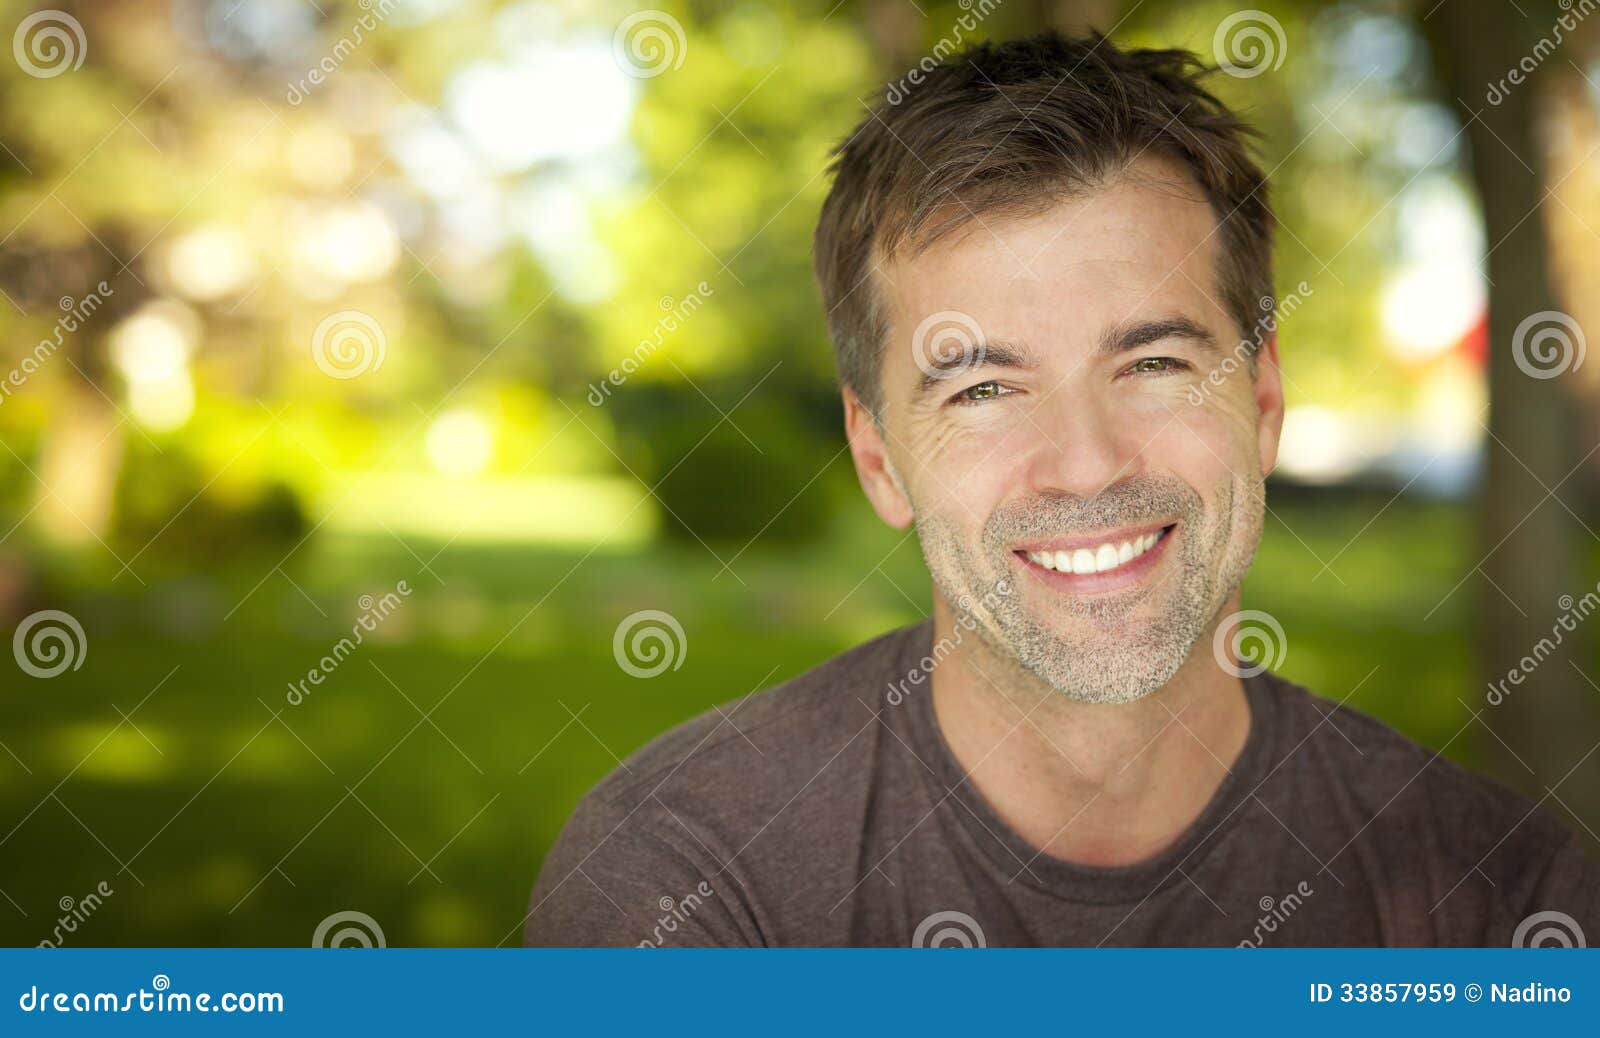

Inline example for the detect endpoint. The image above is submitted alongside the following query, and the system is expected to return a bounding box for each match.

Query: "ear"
[843,387,914,530]
[1253,332,1285,476]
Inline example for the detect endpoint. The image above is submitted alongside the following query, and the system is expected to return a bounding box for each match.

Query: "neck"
[926,590,1252,867]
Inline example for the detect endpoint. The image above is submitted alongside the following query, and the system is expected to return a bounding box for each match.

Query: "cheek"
[1111,376,1240,447]
[1159,399,1266,570]
[1157,400,1260,496]
[901,409,1027,495]
[912,506,996,591]
[1170,380,1261,469]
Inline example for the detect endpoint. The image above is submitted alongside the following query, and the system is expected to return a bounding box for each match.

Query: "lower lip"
[1012,525,1176,594]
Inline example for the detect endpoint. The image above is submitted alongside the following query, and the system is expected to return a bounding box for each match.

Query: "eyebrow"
[914,338,1036,395]
[912,314,1219,397]
[1098,314,1220,356]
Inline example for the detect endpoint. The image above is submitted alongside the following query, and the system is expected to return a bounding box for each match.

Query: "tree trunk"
[1423,1,1597,827]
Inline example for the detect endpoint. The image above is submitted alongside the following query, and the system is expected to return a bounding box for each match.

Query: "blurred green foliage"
[0,0,1588,946]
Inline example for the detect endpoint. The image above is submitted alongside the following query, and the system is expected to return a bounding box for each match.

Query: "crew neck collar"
[895,618,1277,905]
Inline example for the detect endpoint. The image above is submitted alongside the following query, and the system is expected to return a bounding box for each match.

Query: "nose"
[1020,390,1146,500]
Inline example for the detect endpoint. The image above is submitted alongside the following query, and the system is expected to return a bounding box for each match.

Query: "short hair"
[812,31,1275,414]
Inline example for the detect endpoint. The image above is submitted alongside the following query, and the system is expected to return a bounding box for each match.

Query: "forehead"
[876,158,1228,353]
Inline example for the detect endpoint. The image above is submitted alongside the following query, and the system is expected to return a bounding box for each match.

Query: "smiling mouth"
[1015,523,1176,576]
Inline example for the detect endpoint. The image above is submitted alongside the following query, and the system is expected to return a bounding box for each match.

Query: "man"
[525,32,1599,947]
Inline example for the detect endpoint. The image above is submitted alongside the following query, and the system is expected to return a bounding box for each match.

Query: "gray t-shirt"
[525,621,1600,946]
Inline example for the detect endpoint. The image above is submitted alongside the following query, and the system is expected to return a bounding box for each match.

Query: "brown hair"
[812,31,1275,414]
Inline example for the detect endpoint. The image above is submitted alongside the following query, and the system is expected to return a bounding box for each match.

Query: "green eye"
[954,380,1008,404]
[1130,356,1194,376]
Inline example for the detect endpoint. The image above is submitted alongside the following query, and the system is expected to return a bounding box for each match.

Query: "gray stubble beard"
[915,472,1264,705]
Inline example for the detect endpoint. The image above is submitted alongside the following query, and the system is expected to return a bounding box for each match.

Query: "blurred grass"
[0,491,1554,946]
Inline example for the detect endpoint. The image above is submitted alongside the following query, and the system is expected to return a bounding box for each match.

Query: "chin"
[1013,632,1193,705]
[1017,639,1184,703]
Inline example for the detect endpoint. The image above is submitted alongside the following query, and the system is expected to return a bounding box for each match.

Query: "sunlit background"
[1,0,1597,946]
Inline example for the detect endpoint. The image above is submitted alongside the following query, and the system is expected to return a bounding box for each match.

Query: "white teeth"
[1025,528,1167,575]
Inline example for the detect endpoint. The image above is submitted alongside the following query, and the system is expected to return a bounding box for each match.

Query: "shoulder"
[542,620,927,871]
[582,621,927,817]
[1258,670,1581,879]
[526,622,928,945]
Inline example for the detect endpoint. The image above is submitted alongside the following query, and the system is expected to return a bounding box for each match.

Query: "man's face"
[849,158,1284,703]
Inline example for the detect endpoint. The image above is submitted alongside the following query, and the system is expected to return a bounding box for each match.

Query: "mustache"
[982,476,1201,545]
